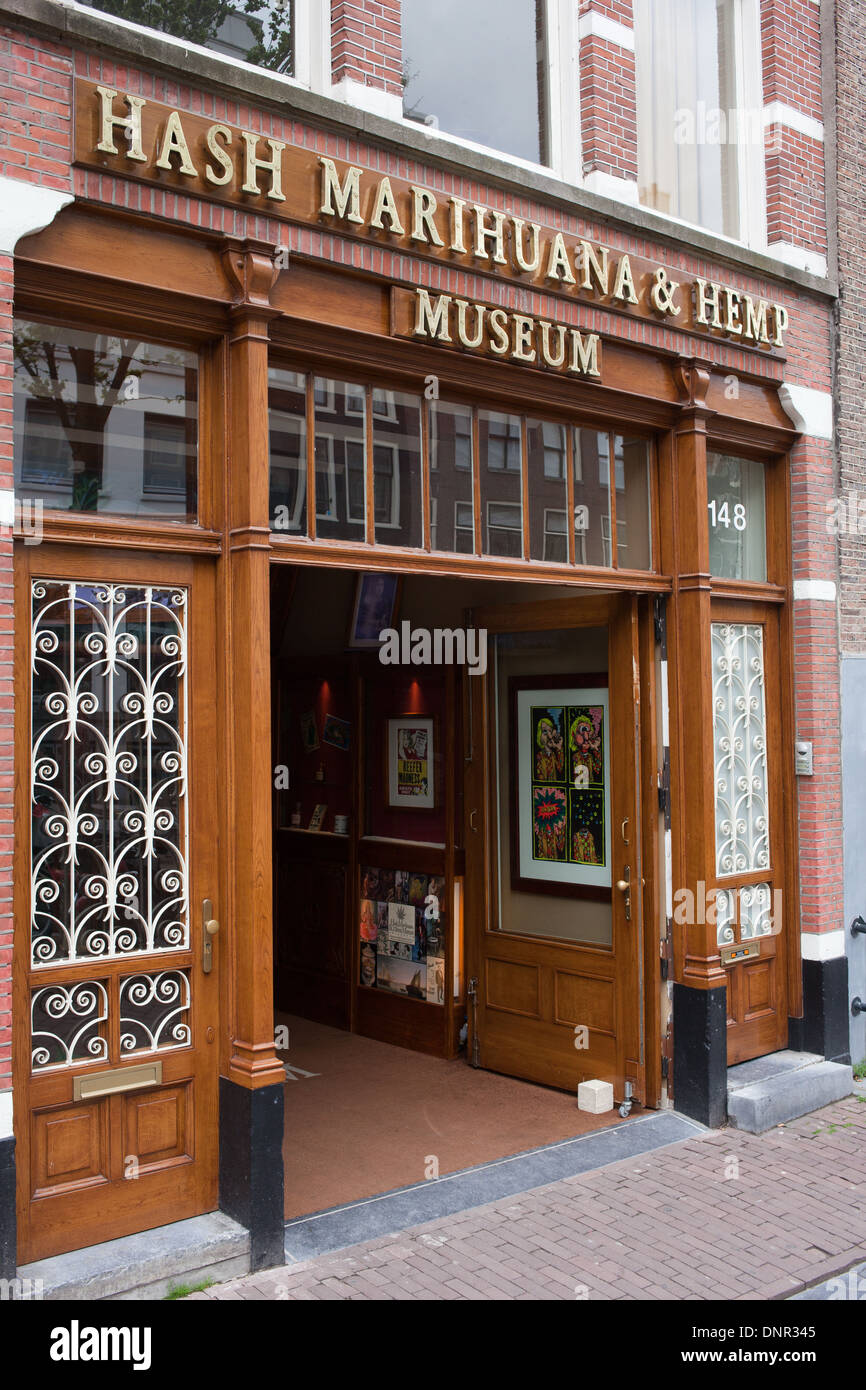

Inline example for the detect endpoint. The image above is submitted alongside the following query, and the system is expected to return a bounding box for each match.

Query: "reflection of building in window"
[21,400,73,488]
[13,322,197,519]
[373,444,401,528]
[485,413,522,471]
[543,509,568,563]
[343,439,366,525]
[143,414,187,497]
[314,435,337,519]
[487,501,523,557]
[454,501,475,552]
[402,0,549,166]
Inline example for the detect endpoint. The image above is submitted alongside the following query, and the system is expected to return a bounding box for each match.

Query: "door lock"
[616,866,631,922]
[202,898,220,974]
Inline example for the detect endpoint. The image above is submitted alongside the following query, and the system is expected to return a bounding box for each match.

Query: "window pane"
[634,0,739,237]
[707,452,767,581]
[268,368,307,535]
[615,436,652,570]
[430,400,475,555]
[527,419,568,563]
[84,0,295,76]
[14,321,197,519]
[373,390,423,547]
[402,0,548,165]
[573,429,612,568]
[480,410,523,558]
[314,378,366,542]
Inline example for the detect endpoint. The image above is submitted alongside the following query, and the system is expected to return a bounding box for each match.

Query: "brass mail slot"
[73,1061,163,1101]
[720,941,761,967]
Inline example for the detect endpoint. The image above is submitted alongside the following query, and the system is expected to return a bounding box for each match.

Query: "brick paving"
[188,1094,866,1301]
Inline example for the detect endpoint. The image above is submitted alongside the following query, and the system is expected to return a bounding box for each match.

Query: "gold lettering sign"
[74,80,790,352]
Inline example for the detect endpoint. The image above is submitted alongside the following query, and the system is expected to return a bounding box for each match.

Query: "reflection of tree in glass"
[82,0,293,73]
[14,325,145,511]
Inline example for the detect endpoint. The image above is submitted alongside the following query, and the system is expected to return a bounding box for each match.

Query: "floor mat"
[279,1013,627,1219]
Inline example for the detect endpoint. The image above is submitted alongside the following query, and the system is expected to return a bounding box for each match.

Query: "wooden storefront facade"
[4,57,833,1274]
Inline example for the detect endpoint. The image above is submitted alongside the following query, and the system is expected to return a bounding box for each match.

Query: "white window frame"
[64,0,331,95]
[630,0,766,250]
[396,1,580,186]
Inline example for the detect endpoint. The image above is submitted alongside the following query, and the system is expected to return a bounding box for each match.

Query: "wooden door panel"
[15,548,220,1263]
[485,958,542,1019]
[466,595,644,1105]
[713,604,789,1066]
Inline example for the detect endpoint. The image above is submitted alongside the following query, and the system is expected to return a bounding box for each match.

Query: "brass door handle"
[616,867,631,922]
[203,899,219,974]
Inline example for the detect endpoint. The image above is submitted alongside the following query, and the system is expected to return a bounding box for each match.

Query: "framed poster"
[510,678,611,897]
[347,571,402,649]
[386,716,435,810]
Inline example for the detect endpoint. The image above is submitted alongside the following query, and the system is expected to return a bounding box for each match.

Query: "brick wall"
[331,0,402,95]
[578,0,637,183]
[836,0,866,654]
[761,0,827,257]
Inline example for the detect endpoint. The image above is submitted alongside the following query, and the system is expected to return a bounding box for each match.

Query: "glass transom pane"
[712,622,770,877]
[31,580,190,967]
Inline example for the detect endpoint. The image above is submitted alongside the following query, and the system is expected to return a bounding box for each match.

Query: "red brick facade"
[835,0,866,654]
[331,0,402,95]
[0,0,839,1092]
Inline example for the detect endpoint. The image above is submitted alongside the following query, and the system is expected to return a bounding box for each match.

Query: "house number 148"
[708,500,747,530]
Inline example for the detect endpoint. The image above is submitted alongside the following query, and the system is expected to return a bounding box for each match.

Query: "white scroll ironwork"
[712,622,770,878]
[31,581,189,969]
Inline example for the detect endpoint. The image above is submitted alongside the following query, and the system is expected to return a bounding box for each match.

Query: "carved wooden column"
[218,237,285,1269]
[668,358,727,1127]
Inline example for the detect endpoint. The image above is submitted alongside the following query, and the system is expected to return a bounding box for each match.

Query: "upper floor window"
[402,0,549,165]
[14,321,198,521]
[83,0,295,76]
[634,0,745,239]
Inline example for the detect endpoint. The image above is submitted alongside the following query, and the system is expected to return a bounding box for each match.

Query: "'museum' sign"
[73,81,791,356]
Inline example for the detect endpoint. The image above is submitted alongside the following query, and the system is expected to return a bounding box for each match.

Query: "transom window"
[13,320,198,521]
[268,368,655,572]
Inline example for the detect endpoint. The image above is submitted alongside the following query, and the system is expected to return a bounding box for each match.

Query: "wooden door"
[14,546,221,1263]
[710,602,789,1065]
[465,594,645,1104]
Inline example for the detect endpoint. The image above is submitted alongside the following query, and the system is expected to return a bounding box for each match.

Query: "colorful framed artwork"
[386,716,435,810]
[347,572,402,649]
[510,677,611,898]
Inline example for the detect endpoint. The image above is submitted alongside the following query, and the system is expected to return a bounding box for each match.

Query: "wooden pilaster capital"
[673,356,714,416]
[220,235,282,310]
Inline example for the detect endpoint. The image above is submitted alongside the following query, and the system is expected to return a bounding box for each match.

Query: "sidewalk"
[188,1093,866,1301]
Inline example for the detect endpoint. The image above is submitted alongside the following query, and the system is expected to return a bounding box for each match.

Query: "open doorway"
[270,564,654,1220]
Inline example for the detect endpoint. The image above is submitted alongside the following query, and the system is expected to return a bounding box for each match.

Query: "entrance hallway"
[277,1015,624,1219]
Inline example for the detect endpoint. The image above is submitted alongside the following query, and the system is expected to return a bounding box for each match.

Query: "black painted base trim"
[788,955,851,1064]
[219,1077,285,1272]
[672,983,728,1128]
[0,1133,16,1281]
